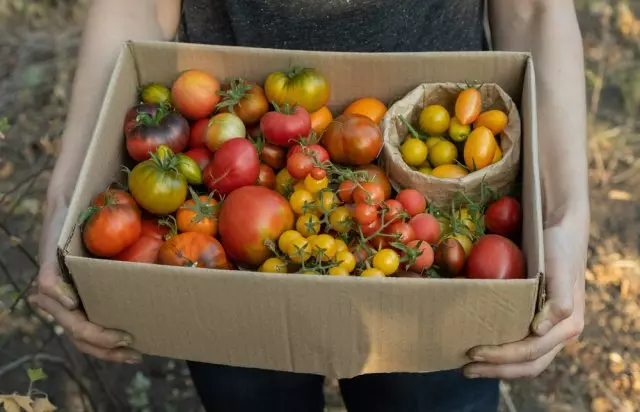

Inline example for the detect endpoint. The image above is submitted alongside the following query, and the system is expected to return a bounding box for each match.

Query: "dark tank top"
[180,0,487,52]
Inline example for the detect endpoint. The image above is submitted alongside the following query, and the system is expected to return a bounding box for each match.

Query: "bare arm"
[34,0,182,364]
[464,0,587,379]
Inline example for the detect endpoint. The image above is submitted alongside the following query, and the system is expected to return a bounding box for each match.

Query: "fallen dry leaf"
[0,394,33,412]
[33,397,56,412]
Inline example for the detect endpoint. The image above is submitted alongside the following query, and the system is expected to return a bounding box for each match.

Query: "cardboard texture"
[58,41,544,378]
[380,83,521,207]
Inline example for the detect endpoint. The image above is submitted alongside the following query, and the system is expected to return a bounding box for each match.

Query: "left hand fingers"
[464,344,563,379]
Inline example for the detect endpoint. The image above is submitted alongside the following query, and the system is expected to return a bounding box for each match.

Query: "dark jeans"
[187,362,499,412]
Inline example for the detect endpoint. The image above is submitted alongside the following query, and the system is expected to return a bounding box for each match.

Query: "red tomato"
[189,118,209,149]
[352,183,385,205]
[351,243,372,266]
[286,152,314,180]
[354,203,379,225]
[141,217,170,240]
[395,189,426,216]
[310,167,326,180]
[384,221,415,245]
[123,104,190,161]
[338,180,357,203]
[435,238,466,277]
[256,164,276,189]
[382,199,404,222]
[484,196,522,238]
[183,147,213,170]
[403,240,434,272]
[218,186,295,267]
[409,213,441,244]
[203,138,260,194]
[466,234,525,279]
[286,144,330,164]
[171,70,221,120]
[260,106,312,147]
[93,189,138,209]
[206,113,247,151]
[113,236,164,264]
[158,232,228,269]
[356,164,393,200]
[320,113,383,165]
[360,217,382,237]
[260,143,286,170]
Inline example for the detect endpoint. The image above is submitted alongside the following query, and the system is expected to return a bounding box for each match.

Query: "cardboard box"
[57,41,544,378]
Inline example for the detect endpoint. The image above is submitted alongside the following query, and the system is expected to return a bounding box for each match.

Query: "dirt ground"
[0,1,639,411]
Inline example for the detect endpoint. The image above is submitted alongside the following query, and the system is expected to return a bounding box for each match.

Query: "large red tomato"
[320,113,383,165]
[158,232,228,269]
[189,118,210,149]
[484,196,522,238]
[260,106,311,147]
[203,138,260,194]
[218,186,295,267]
[184,147,213,170]
[171,70,220,120]
[466,234,525,279]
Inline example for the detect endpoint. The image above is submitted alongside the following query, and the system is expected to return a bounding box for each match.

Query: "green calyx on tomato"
[216,78,269,125]
[264,66,330,113]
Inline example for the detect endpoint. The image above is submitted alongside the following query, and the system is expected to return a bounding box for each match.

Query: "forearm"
[489,0,589,228]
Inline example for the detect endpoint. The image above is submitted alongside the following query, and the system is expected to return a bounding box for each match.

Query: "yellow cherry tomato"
[448,116,471,142]
[318,191,338,213]
[360,268,385,277]
[372,249,400,276]
[275,168,297,196]
[259,257,288,274]
[303,270,319,275]
[419,105,450,135]
[473,110,508,135]
[304,175,329,194]
[400,138,428,167]
[293,181,307,192]
[425,136,445,149]
[289,189,314,215]
[450,233,473,256]
[329,206,352,233]
[278,229,304,253]
[455,208,478,233]
[419,167,432,175]
[296,213,321,236]
[288,237,312,263]
[334,238,349,253]
[335,251,356,273]
[429,140,458,167]
[431,164,469,179]
[311,234,337,260]
[329,267,350,276]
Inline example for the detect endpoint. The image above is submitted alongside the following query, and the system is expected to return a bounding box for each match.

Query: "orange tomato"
[464,126,498,171]
[344,97,388,124]
[473,110,508,134]
[431,164,469,179]
[176,195,219,236]
[455,88,482,125]
[310,106,333,133]
[492,146,503,163]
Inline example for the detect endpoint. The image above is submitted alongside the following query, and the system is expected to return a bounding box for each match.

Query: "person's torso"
[180,0,487,52]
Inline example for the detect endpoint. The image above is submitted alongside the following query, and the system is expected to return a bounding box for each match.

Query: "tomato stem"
[398,115,426,141]
[216,78,253,110]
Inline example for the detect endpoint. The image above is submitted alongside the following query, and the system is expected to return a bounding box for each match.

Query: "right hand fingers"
[31,293,142,364]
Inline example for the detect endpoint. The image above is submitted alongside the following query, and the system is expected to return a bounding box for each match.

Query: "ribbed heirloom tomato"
[158,232,229,269]
[321,113,383,165]
[218,186,295,267]
[264,67,330,113]
[217,79,269,125]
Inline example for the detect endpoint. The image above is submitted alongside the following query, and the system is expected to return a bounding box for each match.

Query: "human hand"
[30,203,142,364]
[463,222,587,379]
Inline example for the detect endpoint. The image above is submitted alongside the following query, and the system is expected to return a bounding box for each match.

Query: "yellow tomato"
[464,126,498,171]
[448,117,471,143]
[431,164,469,179]
[450,233,473,256]
[304,175,329,194]
[259,257,288,274]
[329,206,352,233]
[473,110,508,135]
[334,238,349,253]
[328,267,350,276]
[318,191,338,213]
[372,249,400,276]
[275,168,297,196]
[335,251,356,273]
[343,97,388,124]
[278,230,304,253]
[429,140,458,167]
[455,208,478,233]
[293,181,307,192]
[492,146,503,163]
[400,138,428,167]
[288,237,312,263]
[311,234,337,260]
[296,213,321,236]
[419,166,432,175]
[289,189,314,215]
[360,268,385,277]
[419,105,450,135]
[425,136,445,149]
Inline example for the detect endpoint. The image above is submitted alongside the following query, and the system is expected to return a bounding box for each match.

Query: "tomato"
[311,234,337,260]
[176,194,219,236]
[171,70,221,120]
[450,233,473,256]
[448,117,471,143]
[206,112,247,151]
[455,87,482,125]
[289,189,314,215]
[129,151,188,215]
[352,244,373,266]
[419,166,432,175]
[425,136,445,149]
[158,232,228,269]
[275,168,297,196]
[304,175,329,194]
[455,208,479,233]
[218,186,295,266]
[329,206,352,233]
[473,110,508,134]
[318,191,338,213]
[360,267,385,277]
[203,138,260,194]
[352,182,385,205]
[259,257,288,274]
[141,217,171,240]
[287,144,330,164]
[82,190,141,257]
[372,249,400,276]
[464,126,498,171]
[217,79,269,125]
[395,189,426,216]
[409,213,441,244]
[360,217,382,237]
[431,164,469,179]
[403,240,434,272]
[484,196,522,238]
[335,251,356,273]
[338,180,357,203]
[188,118,209,149]
[320,113,383,165]
[309,167,325,180]
[419,105,450,135]
[328,267,350,276]
[393,271,423,278]
[429,140,458,167]
[260,143,286,170]
[334,239,349,253]
[384,221,415,245]
[256,164,276,189]
[287,237,312,263]
[183,147,213,171]
[140,83,171,106]
[287,152,315,180]
[401,138,428,167]
[343,97,387,124]
[264,67,330,113]
[123,104,190,161]
[113,236,164,264]
[310,106,333,133]
[296,213,321,236]
[175,153,203,185]
[466,234,525,279]
[278,230,304,252]
[435,238,466,277]
[382,199,404,222]
[261,106,312,147]
[492,146,503,163]
[356,164,393,200]
[354,203,379,225]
